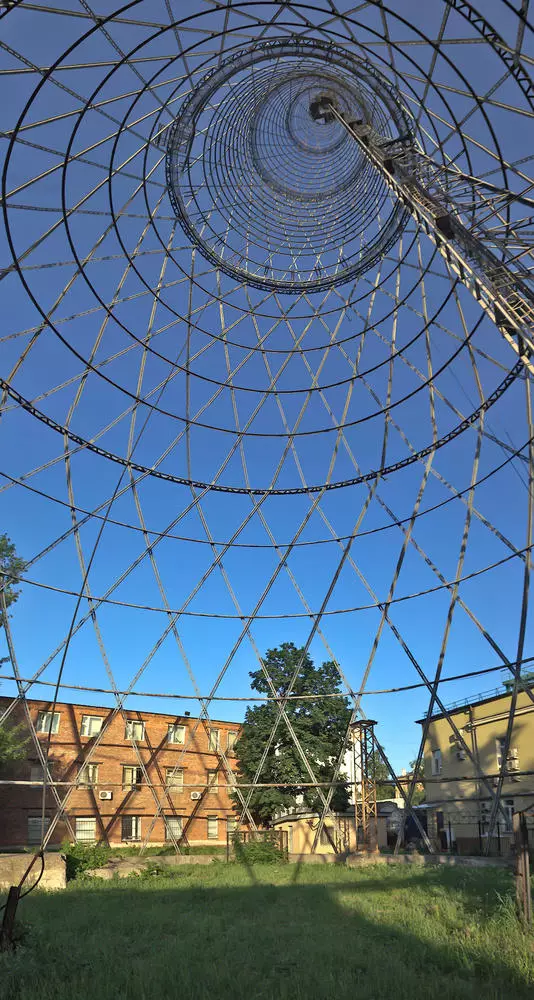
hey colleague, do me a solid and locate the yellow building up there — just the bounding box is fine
[271,812,387,856]
[418,683,534,855]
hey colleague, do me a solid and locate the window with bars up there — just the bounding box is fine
[124,720,145,741]
[36,711,60,735]
[226,816,237,837]
[207,769,218,794]
[75,817,96,843]
[208,729,220,752]
[167,724,186,744]
[122,765,143,789]
[80,715,103,738]
[165,816,183,841]
[165,767,184,790]
[27,816,51,845]
[78,763,99,786]
[122,815,141,841]
[227,731,238,752]
[207,816,218,839]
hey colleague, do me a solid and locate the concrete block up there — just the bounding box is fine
[0,852,66,891]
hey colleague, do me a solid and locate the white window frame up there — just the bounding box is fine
[496,737,506,769]
[227,731,237,752]
[27,816,51,845]
[75,816,97,843]
[208,728,220,752]
[121,815,141,842]
[125,720,145,742]
[431,749,442,776]
[165,767,184,790]
[207,769,218,794]
[226,816,237,837]
[36,711,60,735]
[167,724,186,745]
[207,816,218,840]
[78,762,99,786]
[80,715,103,738]
[165,816,183,841]
[122,764,143,789]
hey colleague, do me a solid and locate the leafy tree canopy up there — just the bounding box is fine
[233,643,352,824]
[0,533,25,614]
[0,533,27,767]
[368,750,396,801]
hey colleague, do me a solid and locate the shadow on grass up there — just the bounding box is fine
[0,866,532,1000]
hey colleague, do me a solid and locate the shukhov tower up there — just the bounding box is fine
[0,1,533,867]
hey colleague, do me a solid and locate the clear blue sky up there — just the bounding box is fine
[1,0,533,774]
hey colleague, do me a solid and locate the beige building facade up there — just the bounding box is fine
[418,684,534,855]
[271,812,387,855]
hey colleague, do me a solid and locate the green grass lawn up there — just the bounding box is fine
[1,863,532,999]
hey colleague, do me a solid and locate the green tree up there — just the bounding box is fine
[234,643,351,824]
[0,533,25,613]
[369,750,396,800]
[0,533,27,766]
[408,758,426,806]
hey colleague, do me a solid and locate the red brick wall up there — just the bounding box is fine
[0,699,241,849]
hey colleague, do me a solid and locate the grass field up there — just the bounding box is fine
[1,862,533,999]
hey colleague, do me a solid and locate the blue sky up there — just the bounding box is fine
[1,0,533,774]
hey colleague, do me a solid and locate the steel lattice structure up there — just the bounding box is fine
[0,0,534,886]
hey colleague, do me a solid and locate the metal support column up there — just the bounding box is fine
[351,719,379,853]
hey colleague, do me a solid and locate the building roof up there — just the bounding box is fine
[415,681,534,725]
[0,695,240,729]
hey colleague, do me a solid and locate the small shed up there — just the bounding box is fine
[271,811,387,856]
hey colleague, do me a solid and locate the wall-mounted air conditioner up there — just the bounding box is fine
[99,790,113,800]
[190,790,202,800]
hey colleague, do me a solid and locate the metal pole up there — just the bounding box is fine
[514,812,532,924]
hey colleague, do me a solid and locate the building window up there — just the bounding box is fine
[75,817,96,843]
[122,765,143,789]
[208,728,220,752]
[27,816,51,845]
[30,763,51,783]
[504,799,515,832]
[78,763,99,786]
[80,715,103,738]
[36,711,60,735]
[125,720,145,741]
[320,826,333,847]
[227,731,237,753]
[165,767,184,790]
[207,769,218,794]
[496,737,506,769]
[167,724,185,744]
[207,816,218,839]
[121,816,141,842]
[165,816,183,841]
[431,749,442,776]
[227,816,237,838]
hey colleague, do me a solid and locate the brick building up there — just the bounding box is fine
[0,698,242,849]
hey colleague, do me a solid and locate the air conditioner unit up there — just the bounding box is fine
[190,791,202,800]
[456,750,467,761]
[99,790,113,800]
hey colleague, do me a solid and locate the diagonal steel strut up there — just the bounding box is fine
[325,101,534,371]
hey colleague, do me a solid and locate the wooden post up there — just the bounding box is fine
[0,886,20,952]
[513,812,532,924]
